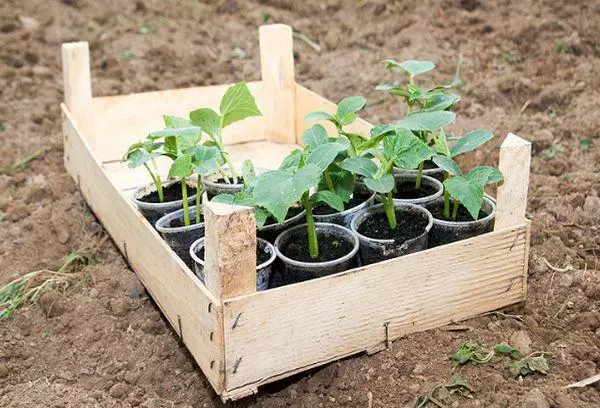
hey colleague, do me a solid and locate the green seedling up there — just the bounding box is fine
[0,146,52,174]
[415,375,475,408]
[509,352,551,378]
[543,144,564,160]
[189,81,262,184]
[0,252,93,321]
[580,138,593,150]
[251,137,349,258]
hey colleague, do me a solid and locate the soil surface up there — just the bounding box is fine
[279,228,354,263]
[357,209,430,241]
[393,180,439,200]
[140,182,197,204]
[1,0,600,407]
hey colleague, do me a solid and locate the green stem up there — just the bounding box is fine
[324,170,335,192]
[181,177,190,226]
[382,192,397,230]
[415,161,424,190]
[195,174,202,224]
[143,163,163,202]
[451,200,459,222]
[443,173,451,220]
[302,192,318,258]
[216,131,238,184]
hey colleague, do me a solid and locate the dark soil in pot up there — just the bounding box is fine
[274,223,359,285]
[425,196,496,247]
[155,207,205,268]
[133,180,198,226]
[389,174,443,205]
[351,203,433,265]
[394,160,444,181]
[313,194,375,228]
[257,205,306,243]
[190,237,276,291]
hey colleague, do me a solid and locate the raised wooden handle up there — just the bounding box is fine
[203,200,257,299]
[259,24,296,144]
[495,133,531,230]
[62,42,93,147]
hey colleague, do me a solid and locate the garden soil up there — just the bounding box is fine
[1,0,600,406]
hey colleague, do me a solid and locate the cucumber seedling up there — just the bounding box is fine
[189,81,262,185]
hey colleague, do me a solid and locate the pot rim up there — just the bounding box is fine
[351,202,434,244]
[313,193,376,219]
[132,179,197,208]
[189,237,276,270]
[274,222,359,268]
[155,207,205,233]
[393,163,443,175]
[258,206,307,232]
[390,174,444,204]
[428,195,497,227]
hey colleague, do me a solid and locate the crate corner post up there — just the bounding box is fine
[259,23,297,145]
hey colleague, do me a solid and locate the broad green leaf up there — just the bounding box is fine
[302,124,329,149]
[340,112,358,126]
[494,344,522,360]
[148,126,201,143]
[163,115,192,128]
[364,174,395,194]
[426,92,461,111]
[164,136,177,155]
[126,148,160,169]
[306,142,347,171]
[370,124,395,138]
[304,111,334,122]
[432,155,462,176]
[527,356,549,375]
[450,130,493,157]
[211,194,235,205]
[311,190,345,212]
[444,175,484,220]
[340,157,377,178]
[341,131,366,153]
[219,82,262,128]
[168,153,193,178]
[383,128,434,169]
[319,166,354,202]
[253,164,321,222]
[384,59,435,76]
[279,149,303,173]
[434,128,451,156]
[336,96,366,122]
[189,108,220,137]
[333,136,351,151]
[242,159,255,186]
[395,110,456,132]
[375,82,398,91]
[357,133,385,152]
[255,207,270,229]
[190,145,220,175]
[467,166,503,186]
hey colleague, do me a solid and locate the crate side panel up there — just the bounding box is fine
[223,225,527,390]
[295,84,372,143]
[91,81,265,163]
[62,105,225,392]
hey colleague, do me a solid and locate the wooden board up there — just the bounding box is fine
[221,223,529,392]
[62,105,226,393]
[91,81,266,163]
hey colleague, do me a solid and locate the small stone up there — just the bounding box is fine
[558,273,573,288]
[583,196,600,220]
[482,24,493,33]
[0,365,9,378]
[409,383,420,393]
[108,382,128,399]
[522,388,550,408]
[510,331,532,355]
[289,388,298,399]
[412,363,425,375]
[531,255,548,274]
[89,288,99,298]
[19,16,40,31]
[532,129,554,152]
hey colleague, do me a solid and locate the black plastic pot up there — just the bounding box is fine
[351,203,433,265]
[257,206,306,243]
[394,160,444,182]
[189,237,276,291]
[424,196,496,247]
[389,174,443,206]
[201,172,244,199]
[155,207,205,268]
[132,180,198,226]
[313,194,376,228]
[274,223,359,284]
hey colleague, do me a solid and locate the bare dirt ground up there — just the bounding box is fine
[1,0,600,406]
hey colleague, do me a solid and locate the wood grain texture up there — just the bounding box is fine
[222,224,528,391]
[62,42,93,147]
[295,84,372,143]
[204,201,257,300]
[90,81,266,163]
[62,105,225,392]
[259,24,296,144]
[495,133,531,230]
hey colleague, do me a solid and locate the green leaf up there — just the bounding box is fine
[311,190,345,212]
[375,82,398,91]
[319,166,354,202]
[211,194,235,205]
[467,166,504,186]
[527,356,550,375]
[341,131,366,153]
[450,130,494,157]
[340,112,358,126]
[163,115,192,128]
[444,176,484,220]
[364,174,395,194]
[190,145,220,175]
[304,111,334,122]
[168,153,193,178]
[383,128,434,169]
[219,82,262,128]
[253,164,321,223]
[242,159,255,186]
[494,344,522,359]
[125,148,160,169]
[336,96,366,123]
[395,110,456,132]
[306,142,347,171]
[370,124,395,138]
[279,149,303,173]
[148,126,201,146]
[302,124,329,149]
[432,155,462,176]
[189,108,220,138]
[425,92,461,111]
[340,157,377,178]
[384,59,435,76]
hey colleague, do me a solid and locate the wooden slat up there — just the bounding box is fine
[90,81,266,163]
[62,42,93,148]
[204,201,257,299]
[222,224,528,391]
[495,133,531,230]
[295,84,372,143]
[61,105,225,392]
[259,24,296,144]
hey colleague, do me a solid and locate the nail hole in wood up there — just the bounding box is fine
[231,312,242,330]
[207,302,212,313]
[210,331,214,341]
[210,360,215,369]
[233,357,242,374]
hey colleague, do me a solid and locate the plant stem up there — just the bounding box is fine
[443,172,450,219]
[181,177,190,226]
[324,170,335,192]
[216,131,238,184]
[451,200,459,222]
[302,192,318,259]
[382,192,397,230]
[415,161,424,190]
[195,174,202,224]
[143,163,164,202]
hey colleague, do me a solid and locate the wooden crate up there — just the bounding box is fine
[61,24,531,401]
